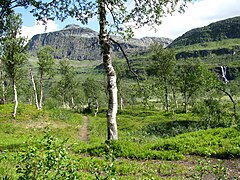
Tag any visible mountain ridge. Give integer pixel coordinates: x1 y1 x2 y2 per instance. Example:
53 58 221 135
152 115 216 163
28 24 172 61
169 16 240 48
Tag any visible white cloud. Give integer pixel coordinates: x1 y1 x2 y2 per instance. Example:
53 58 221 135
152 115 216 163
133 0 240 39
21 19 59 40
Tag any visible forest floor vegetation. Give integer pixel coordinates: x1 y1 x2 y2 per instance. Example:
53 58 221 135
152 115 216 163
0 104 239 179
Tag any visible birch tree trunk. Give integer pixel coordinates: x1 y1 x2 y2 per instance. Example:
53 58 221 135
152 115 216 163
165 85 169 112
39 73 43 110
12 79 18 119
30 69 40 110
1 70 5 104
0 61 5 104
99 0 118 140
62 94 66 108
94 99 99 117
120 97 124 111
71 97 75 108
184 93 188 113
172 86 178 110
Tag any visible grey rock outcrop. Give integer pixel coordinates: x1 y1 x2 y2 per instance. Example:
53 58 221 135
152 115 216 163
28 24 172 61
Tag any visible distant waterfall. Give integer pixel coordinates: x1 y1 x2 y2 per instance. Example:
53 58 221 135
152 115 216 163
220 66 228 83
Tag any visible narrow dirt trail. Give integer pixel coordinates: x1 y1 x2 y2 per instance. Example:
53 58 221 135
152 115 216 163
79 116 90 142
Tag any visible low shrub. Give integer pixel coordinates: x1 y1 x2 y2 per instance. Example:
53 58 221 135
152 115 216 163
86 140 184 160
191 159 229 179
152 127 240 159
16 131 79 179
142 120 202 137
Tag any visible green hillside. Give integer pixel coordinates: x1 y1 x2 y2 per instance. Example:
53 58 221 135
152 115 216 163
165 16 240 64
169 16 240 48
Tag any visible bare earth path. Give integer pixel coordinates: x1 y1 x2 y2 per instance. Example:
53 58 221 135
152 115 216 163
80 116 90 142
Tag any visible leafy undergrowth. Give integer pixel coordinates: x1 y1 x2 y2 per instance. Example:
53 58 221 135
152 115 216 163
77 108 240 161
152 126 240 158
1 105 239 179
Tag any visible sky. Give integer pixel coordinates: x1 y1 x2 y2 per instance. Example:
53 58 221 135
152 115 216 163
17 0 240 40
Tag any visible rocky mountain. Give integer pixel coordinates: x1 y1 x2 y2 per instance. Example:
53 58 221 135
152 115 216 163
169 16 240 48
28 24 172 61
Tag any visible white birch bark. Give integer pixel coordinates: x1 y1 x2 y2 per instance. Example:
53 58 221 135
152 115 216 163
99 0 118 140
120 97 124 111
71 97 75 108
30 69 40 110
28 97 32 105
0 61 5 104
12 80 18 119
39 74 43 110
107 75 118 140
1 70 5 104
94 99 99 117
172 87 178 110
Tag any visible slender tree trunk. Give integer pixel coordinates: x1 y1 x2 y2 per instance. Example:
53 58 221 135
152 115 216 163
12 79 18 119
71 97 75 108
1 71 5 104
94 99 99 117
99 0 118 140
87 98 91 110
172 86 178 110
0 62 5 104
165 85 169 112
62 94 66 108
120 96 124 111
39 74 43 110
28 97 32 105
184 93 188 113
30 69 40 110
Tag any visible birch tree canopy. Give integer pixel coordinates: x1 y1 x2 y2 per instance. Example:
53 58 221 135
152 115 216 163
27 0 191 140
29 0 191 37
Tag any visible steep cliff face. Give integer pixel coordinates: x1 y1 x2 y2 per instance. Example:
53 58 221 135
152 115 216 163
29 24 172 61
29 24 101 60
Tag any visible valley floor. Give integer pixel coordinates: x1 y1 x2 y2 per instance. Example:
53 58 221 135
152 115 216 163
0 104 240 179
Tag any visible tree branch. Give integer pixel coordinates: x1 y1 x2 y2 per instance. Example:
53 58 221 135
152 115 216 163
217 88 235 105
109 37 141 88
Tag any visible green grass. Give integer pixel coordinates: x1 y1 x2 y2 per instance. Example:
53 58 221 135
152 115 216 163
0 104 239 179
0 104 83 149
76 108 239 161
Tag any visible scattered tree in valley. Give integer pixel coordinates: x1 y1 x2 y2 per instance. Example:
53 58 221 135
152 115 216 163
36 45 55 110
1 12 28 118
177 59 216 113
147 44 177 112
82 77 102 116
57 58 77 108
